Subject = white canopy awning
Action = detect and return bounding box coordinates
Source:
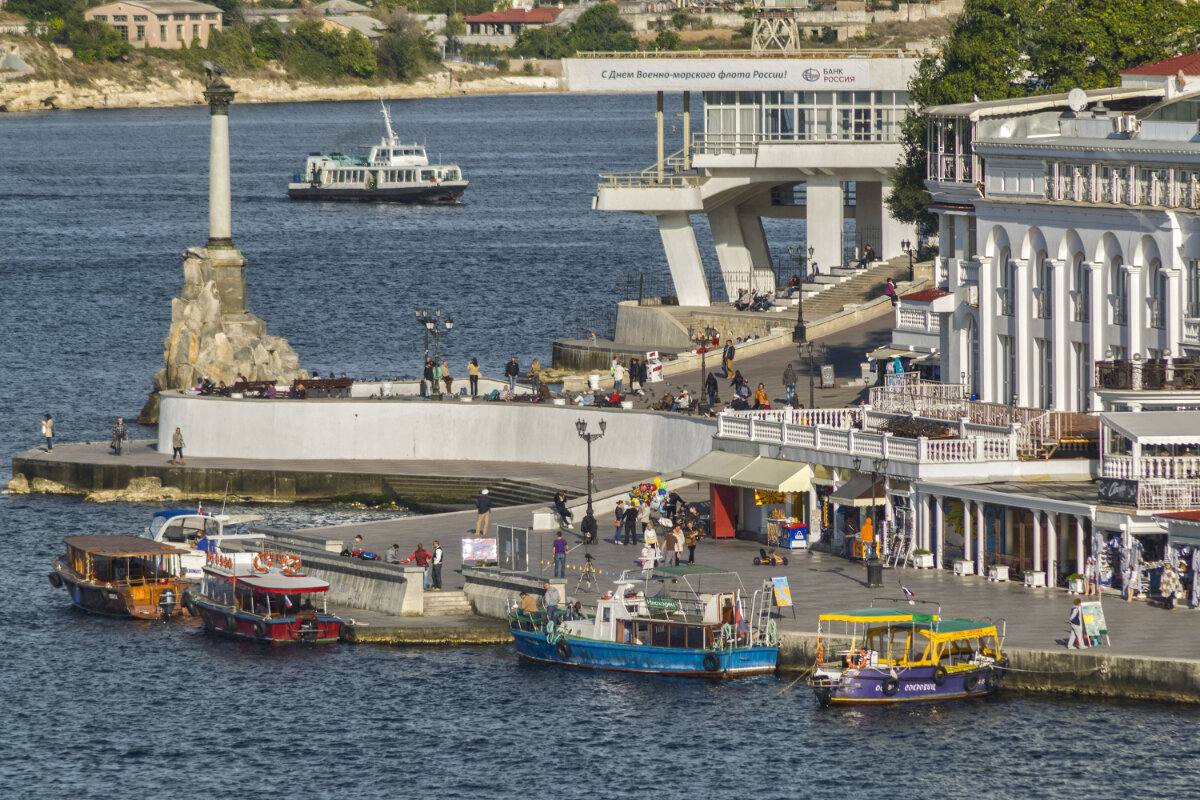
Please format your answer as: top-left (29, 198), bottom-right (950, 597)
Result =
top-left (729, 458), bottom-right (812, 493)
top-left (681, 451), bottom-right (758, 485)
top-left (829, 475), bottom-right (887, 507)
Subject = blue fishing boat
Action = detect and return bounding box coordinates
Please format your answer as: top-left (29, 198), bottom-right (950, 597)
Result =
top-left (509, 569), bottom-right (778, 678)
top-left (810, 607), bottom-right (1009, 706)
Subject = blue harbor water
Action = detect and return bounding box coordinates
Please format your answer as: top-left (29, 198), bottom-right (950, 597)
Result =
top-left (2, 94), bottom-right (1199, 798)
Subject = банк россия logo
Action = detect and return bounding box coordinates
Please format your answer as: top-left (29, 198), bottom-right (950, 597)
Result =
top-left (802, 68), bottom-right (820, 82)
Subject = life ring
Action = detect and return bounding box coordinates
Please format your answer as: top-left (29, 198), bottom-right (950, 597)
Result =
top-left (182, 592), bottom-right (197, 617)
top-left (984, 669), bottom-right (1001, 691)
top-left (253, 552), bottom-right (271, 572)
top-left (849, 648), bottom-right (869, 669)
top-left (48, 572), bottom-right (63, 589)
top-left (703, 652), bottom-right (720, 672)
top-left (881, 677), bottom-right (900, 696)
top-left (933, 665), bottom-right (948, 686)
top-left (815, 641), bottom-right (824, 666)
top-left (964, 673), bottom-right (980, 692)
top-left (556, 639), bottom-right (572, 659)
top-left (281, 554), bottom-right (301, 574)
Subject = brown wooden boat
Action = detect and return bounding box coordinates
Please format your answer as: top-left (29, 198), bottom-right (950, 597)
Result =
top-left (50, 534), bottom-right (190, 620)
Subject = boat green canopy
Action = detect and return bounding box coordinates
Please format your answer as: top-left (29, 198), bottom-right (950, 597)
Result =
top-left (819, 608), bottom-right (939, 624)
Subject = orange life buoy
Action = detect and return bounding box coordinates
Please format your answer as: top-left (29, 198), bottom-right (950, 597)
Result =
top-left (253, 552), bottom-right (271, 573)
top-left (849, 648), bottom-right (868, 669)
top-left (281, 554), bottom-right (301, 575)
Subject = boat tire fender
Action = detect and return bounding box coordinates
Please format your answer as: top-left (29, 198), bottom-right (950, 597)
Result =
top-left (224, 612), bottom-right (237, 631)
top-left (984, 669), bottom-right (1001, 691)
top-left (556, 640), bottom-right (572, 660)
top-left (703, 653), bottom-right (720, 672)
top-left (933, 665), bottom-right (948, 686)
top-left (256, 620), bottom-right (269, 638)
top-left (48, 572), bottom-right (63, 589)
top-left (881, 677), bottom-right (900, 696)
top-left (182, 591), bottom-right (197, 617)
top-left (964, 673), bottom-right (980, 692)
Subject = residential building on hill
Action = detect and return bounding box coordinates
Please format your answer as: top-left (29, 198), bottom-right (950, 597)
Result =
top-left (85, 0), bottom-right (222, 49)
top-left (461, 8), bottom-right (562, 47)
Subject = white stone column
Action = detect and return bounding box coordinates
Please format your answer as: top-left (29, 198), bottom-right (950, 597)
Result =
top-left (962, 499), bottom-right (973, 565)
top-left (978, 254), bottom-right (996, 402)
top-left (1032, 510), bottom-right (1042, 573)
top-left (808, 485), bottom-right (818, 537)
top-left (1125, 263), bottom-right (1144, 357)
top-left (1050, 259), bottom-right (1069, 410)
top-left (1013, 259), bottom-right (1032, 406)
top-left (709, 204), bottom-right (754, 289)
top-left (1166, 267), bottom-right (1183, 357)
top-left (953, 215), bottom-right (969, 261)
top-left (975, 501), bottom-right (986, 575)
top-left (916, 492), bottom-right (928, 552)
top-left (806, 177), bottom-right (844, 271)
top-left (1075, 516), bottom-right (1086, 575)
top-left (738, 210), bottom-right (771, 271)
top-left (656, 212), bottom-right (710, 306)
top-left (1046, 512), bottom-right (1058, 583)
top-left (855, 181), bottom-right (883, 260)
top-left (204, 81), bottom-right (235, 249)
top-left (934, 495), bottom-right (945, 568)
top-left (1086, 261), bottom-right (1105, 409)
top-left (880, 180), bottom-right (914, 261)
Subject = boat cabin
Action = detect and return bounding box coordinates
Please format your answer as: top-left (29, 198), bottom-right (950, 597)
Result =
top-left (818, 608), bottom-right (1002, 669)
top-left (64, 534), bottom-right (184, 585)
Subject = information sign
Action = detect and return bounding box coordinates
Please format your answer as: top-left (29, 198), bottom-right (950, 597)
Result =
top-left (1080, 601), bottom-right (1110, 646)
top-left (771, 576), bottom-right (792, 607)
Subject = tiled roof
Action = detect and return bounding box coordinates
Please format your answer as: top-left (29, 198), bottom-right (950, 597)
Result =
top-left (464, 8), bottom-right (562, 24)
top-left (1155, 510), bottom-right (1200, 522)
top-left (1120, 51), bottom-right (1200, 76)
top-left (900, 288), bottom-right (950, 302)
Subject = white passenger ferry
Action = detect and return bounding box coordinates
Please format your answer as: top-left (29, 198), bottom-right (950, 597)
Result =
top-left (288, 102), bottom-right (467, 203)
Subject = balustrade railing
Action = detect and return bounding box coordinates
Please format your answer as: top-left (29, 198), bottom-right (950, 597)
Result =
top-left (1186, 318), bottom-right (1200, 345)
top-left (1103, 454), bottom-right (1200, 481)
top-left (1137, 481), bottom-right (1200, 511)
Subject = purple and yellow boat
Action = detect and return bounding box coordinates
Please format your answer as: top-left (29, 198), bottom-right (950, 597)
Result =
top-left (810, 608), bottom-right (1008, 706)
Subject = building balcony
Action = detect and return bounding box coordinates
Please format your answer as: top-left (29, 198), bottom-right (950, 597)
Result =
top-left (1102, 454), bottom-right (1200, 481)
top-left (1185, 317), bottom-right (1200, 346)
top-left (1094, 359), bottom-right (1200, 392)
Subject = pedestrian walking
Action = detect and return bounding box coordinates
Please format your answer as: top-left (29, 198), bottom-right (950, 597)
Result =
top-left (783, 362), bottom-right (797, 406)
top-left (423, 357), bottom-right (434, 398)
top-left (41, 413), bottom-right (53, 453)
top-left (611, 358), bottom-right (627, 395)
top-left (474, 488), bottom-right (492, 536)
top-left (552, 531), bottom-right (568, 578)
top-left (704, 371), bottom-right (719, 408)
top-left (1066, 598), bottom-right (1089, 649)
top-left (623, 501), bottom-right (639, 545)
top-left (111, 417), bottom-right (129, 456)
top-left (530, 358), bottom-right (542, 393)
top-left (685, 523), bottom-right (699, 564)
top-left (629, 357), bottom-right (642, 393)
top-left (1160, 561), bottom-right (1182, 609)
top-left (613, 500), bottom-right (626, 544)
top-left (504, 357), bottom-right (520, 392)
top-left (171, 426), bottom-right (185, 466)
top-left (884, 277), bottom-right (898, 307)
top-left (430, 540), bottom-right (444, 590)
top-left (722, 342), bottom-right (735, 378)
top-left (441, 360), bottom-right (453, 395)
top-left (468, 358), bottom-right (480, 396)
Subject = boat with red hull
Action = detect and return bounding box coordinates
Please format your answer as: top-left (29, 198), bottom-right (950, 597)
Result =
top-left (810, 607), bottom-right (1009, 706)
top-left (189, 549), bottom-right (342, 644)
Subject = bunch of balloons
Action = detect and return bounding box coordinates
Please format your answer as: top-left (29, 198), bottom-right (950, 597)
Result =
top-left (629, 476), bottom-right (668, 508)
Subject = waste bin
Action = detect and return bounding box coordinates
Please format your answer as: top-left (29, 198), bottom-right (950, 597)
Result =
top-left (866, 559), bottom-right (884, 588)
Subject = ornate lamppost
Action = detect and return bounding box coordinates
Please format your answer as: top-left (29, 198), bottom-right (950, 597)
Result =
top-left (690, 325), bottom-right (718, 415)
top-left (415, 308), bottom-right (453, 399)
top-left (576, 418), bottom-right (606, 517)
top-left (901, 238), bottom-right (915, 281)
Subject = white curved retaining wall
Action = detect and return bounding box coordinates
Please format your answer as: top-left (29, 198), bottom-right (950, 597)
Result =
top-left (158, 395), bottom-right (715, 473)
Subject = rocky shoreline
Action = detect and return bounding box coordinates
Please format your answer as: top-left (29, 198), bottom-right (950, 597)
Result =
top-left (0, 63), bottom-right (563, 114)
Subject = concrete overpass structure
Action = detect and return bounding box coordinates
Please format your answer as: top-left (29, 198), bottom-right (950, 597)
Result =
top-left (564, 51), bottom-right (920, 306)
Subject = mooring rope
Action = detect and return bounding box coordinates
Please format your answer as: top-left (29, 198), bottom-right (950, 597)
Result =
top-left (766, 665), bottom-right (813, 701)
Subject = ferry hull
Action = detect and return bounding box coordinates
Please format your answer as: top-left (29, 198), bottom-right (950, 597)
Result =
top-left (195, 599), bottom-right (341, 644)
top-left (52, 559), bottom-right (187, 620)
top-left (510, 628), bottom-right (777, 677)
top-left (287, 184), bottom-right (466, 204)
top-left (813, 664), bottom-right (1004, 706)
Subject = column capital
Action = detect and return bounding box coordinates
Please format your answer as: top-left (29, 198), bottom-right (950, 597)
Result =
top-left (1084, 260), bottom-right (1104, 273)
top-left (1122, 262), bottom-right (1144, 275)
top-left (1047, 258), bottom-right (1068, 270)
top-left (1011, 258), bottom-right (1030, 270)
top-left (204, 81), bottom-right (236, 115)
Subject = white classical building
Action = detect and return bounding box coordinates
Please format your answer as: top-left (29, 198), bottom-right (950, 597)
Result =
top-left (563, 52), bottom-right (919, 306)
top-left (917, 52), bottom-right (1200, 412)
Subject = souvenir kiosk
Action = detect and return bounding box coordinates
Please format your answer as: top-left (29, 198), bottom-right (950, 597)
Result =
top-left (682, 452), bottom-right (812, 545)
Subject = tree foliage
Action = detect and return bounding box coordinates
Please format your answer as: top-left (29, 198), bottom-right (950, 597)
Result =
top-left (69, 17), bottom-right (133, 63)
top-left (887, 0), bottom-right (1200, 234)
top-left (509, 25), bottom-right (570, 59)
top-left (654, 29), bottom-right (680, 51)
top-left (511, 2), bottom-right (635, 58)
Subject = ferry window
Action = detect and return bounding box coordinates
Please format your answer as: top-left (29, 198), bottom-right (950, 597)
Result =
top-left (855, 91), bottom-right (871, 104)
top-left (635, 622), bottom-right (650, 643)
top-left (602, 607), bottom-right (611, 623)
top-left (815, 91), bottom-right (833, 107)
top-left (838, 91), bottom-right (853, 105)
top-left (669, 625), bottom-right (686, 648)
top-left (685, 627), bottom-right (704, 649)
top-left (908, 632), bottom-right (931, 662)
top-left (652, 624), bottom-right (669, 647)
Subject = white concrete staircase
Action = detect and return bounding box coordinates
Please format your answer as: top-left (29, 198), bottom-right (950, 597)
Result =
top-left (422, 590), bottom-right (474, 616)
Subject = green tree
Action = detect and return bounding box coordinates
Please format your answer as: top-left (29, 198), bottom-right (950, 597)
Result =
top-left (670, 10), bottom-right (691, 30)
top-left (567, 3), bottom-right (635, 53)
top-left (69, 18), bottom-right (132, 63)
top-left (509, 25), bottom-right (570, 59)
top-left (654, 29), bottom-right (680, 51)
top-left (376, 13), bottom-right (440, 82)
top-left (4, 0), bottom-right (81, 21)
top-left (338, 30), bottom-right (376, 78)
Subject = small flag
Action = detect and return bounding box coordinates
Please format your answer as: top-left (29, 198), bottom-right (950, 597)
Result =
top-left (284, 595), bottom-right (293, 609)
top-left (900, 585), bottom-right (915, 605)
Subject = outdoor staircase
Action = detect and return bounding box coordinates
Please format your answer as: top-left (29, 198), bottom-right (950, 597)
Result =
top-left (384, 475), bottom-right (572, 511)
top-left (791, 261), bottom-right (913, 323)
top-left (422, 590), bottom-right (474, 616)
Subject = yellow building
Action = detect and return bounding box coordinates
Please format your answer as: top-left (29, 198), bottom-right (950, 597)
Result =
top-left (85, 0), bottom-right (223, 50)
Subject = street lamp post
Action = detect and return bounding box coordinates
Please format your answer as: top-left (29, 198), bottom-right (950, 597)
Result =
top-left (575, 418), bottom-right (607, 518)
top-left (690, 325), bottom-right (718, 414)
top-left (415, 307), bottom-right (454, 399)
top-left (901, 238), bottom-right (914, 281)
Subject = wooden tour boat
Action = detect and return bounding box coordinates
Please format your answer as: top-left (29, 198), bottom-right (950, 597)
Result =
top-left (50, 534), bottom-right (191, 620)
top-left (810, 607), bottom-right (1009, 706)
top-left (189, 548), bottom-right (342, 644)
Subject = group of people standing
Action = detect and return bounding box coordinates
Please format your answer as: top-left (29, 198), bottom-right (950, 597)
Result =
top-left (611, 357), bottom-right (648, 395)
top-left (610, 493), bottom-right (705, 567)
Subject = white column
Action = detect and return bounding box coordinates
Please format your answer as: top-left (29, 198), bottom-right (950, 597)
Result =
top-left (656, 212), bottom-right (710, 307)
top-left (1013, 259), bottom-right (1032, 406)
top-left (1087, 261), bottom-right (1105, 410)
top-left (934, 495), bottom-right (945, 567)
top-left (206, 85), bottom-right (234, 248)
top-left (978, 252), bottom-right (996, 403)
top-left (855, 181), bottom-right (883, 260)
top-left (1050, 259), bottom-right (1069, 410)
top-left (917, 492), bottom-right (929, 551)
top-left (975, 501), bottom-right (986, 575)
top-left (880, 180), bottom-right (914, 261)
top-left (708, 204), bottom-right (754, 289)
top-left (1166, 267), bottom-right (1183, 357)
top-left (1032, 510), bottom-right (1042, 573)
top-left (738, 211), bottom-right (771, 271)
top-left (1046, 512), bottom-right (1058, 583)
top-left (808, 485), bottom-right (818, 536)
top-left (1125, 263), bottom-right (1144, 357)
top-left (1075, 516), bottom-right (1085, 575)
top-left (962, 499), bottom-right (973, 564)
top-left (806, 177), bottom-right (844, 271)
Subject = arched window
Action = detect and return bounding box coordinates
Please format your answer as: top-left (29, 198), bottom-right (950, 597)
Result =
top-left (1111, 256), bottom-right (1127, 325)
top-left (964, 314), bottom-right (980, 398)
top-left (1036, 256), bottom-right (1053, 319)
top-left (1150, 259), bottom-right (1166, 329)
top-left (1072, 254), bottom-right (1089, 322)
top-left (998, 247), bottom-right (1015, 316)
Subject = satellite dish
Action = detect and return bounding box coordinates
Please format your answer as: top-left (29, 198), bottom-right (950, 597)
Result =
top-left (1067, 88), bottom-right (1088, 113)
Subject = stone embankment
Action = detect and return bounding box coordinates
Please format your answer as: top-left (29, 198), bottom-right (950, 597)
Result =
top-left (0, 51), bottom-right (562, 113)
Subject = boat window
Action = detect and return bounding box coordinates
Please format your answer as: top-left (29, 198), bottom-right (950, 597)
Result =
top-left (635, 622), bottom-right (650, 644)
top-left (652, 624), bottom-right (669, 647)
top-left (669, 624), bottom-right (686, 648)
top-left (602, 607), bottom-right (611, 623)
top-left (421, 170), bottom-right (434, 182)
top-left (908, 631), bottom-right (932, 663)
top-left (685, 626), bottom-right (706, 649)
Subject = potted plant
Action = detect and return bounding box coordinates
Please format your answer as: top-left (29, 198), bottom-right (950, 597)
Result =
top-left (987, 564), bottom-right (1009, 582)
top-left (953, 559), bottom-right (974, 576)
top-left (911, 548), bottom-right (935, 569)
top-left (1066, 573), bottom-right (1086, 594)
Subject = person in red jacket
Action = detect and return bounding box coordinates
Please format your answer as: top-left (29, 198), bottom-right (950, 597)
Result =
top-left (402, 543), bottom-right (434, 589)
